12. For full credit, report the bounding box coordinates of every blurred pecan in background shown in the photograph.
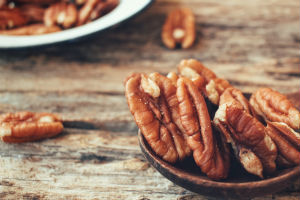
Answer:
[44,2,77,28]
[0,7,28,29]
[162,7,195,49]
[0,111,63,143]
[125,73,191,163]
[0,23,60,35]
[0,0,119,35]
[177,77,230,180]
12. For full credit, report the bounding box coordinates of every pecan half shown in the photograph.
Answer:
[166,72,178,86]
[44,2,78,28]
[77,0,100,26]
[89,0,119,21]
[0,111,63,143]
[266,121,300,167]
[0,24,60,35]
[220,87,257,117]
[250,88,300,130]
[19,4,45,23]
[214,103,277,177]
[178,59,231,105]
[177,77,230,180]
[125,73,191,163]
[161,8,195,49]
[14,0,59,4]
[0,7,28,30]
[0,0,6,8]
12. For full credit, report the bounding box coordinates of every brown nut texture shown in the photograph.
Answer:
[266,121,300,167]
[161,8,195,49]
[44,2,77,28]
[0,23,60,35]
[77,0,100,26]
[220,87,257,117]
[178,59,231,105]
[0,111,63,143]
[250,88,300,130]
[19,4,45,23]
[89,0,119,21]
[0,7,28,30]
[177,77,230,180]
[125,73,191,163]
[214,103,277,178]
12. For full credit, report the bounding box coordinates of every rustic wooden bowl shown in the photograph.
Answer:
[138,131,300,199]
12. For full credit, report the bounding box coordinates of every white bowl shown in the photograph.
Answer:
[0,0,153,49]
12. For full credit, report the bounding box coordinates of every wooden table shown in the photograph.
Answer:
[0,0,299,199]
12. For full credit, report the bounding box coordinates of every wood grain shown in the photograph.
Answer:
[0,0,299,199]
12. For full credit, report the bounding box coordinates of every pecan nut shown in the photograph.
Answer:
[0,111,63,143]
[44,2,78,28]
[177,77,230,180]
[19,4,45,23]
[161,8,196,49]
[250,88,300,130]
[214,103,277,177]
[220,87,257,117]
[89,0,119,21]
[0,24,60,35]
[266,121,300,167]
[178,59,231,105]
[77,0,100,26]
[0,7,28,30]
[125,73,191,163]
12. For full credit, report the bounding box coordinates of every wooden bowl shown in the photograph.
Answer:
[138,131,300,199]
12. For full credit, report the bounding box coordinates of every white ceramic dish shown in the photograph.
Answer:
[0,0,153,49]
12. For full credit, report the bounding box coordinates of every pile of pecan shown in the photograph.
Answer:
[124,59,300,180]
[0,0,119,35]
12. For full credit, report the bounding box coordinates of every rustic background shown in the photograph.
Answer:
[0,0,299,199]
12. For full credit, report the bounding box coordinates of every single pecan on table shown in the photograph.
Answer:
[178,59,231,105]
[161,8,196,49]
[0,111,63,143]
[125,73,191,163]
[177,77,230,180]
[250,88,300,167]
[214,87,277,178]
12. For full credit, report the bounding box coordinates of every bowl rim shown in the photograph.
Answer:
[0,0,154,49]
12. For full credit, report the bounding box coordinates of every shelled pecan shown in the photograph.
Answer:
[177,77,230,180]
[14,0,59,4]
[161,8,196,49]
[0,7,28,30]
[125,73,191,163]
[0,23,60,35]
[77,0,99,26]
[214,101,277,177]
[89,0,119,21]
[19,4,45,23]
[266,121,300,167]
[44,2,77,28]
[178,59,231,105]
[0,0,119,35]
[250,88,300,130]
[0,111,63,143]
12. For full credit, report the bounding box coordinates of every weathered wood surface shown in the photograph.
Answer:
[0,0,299,199]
